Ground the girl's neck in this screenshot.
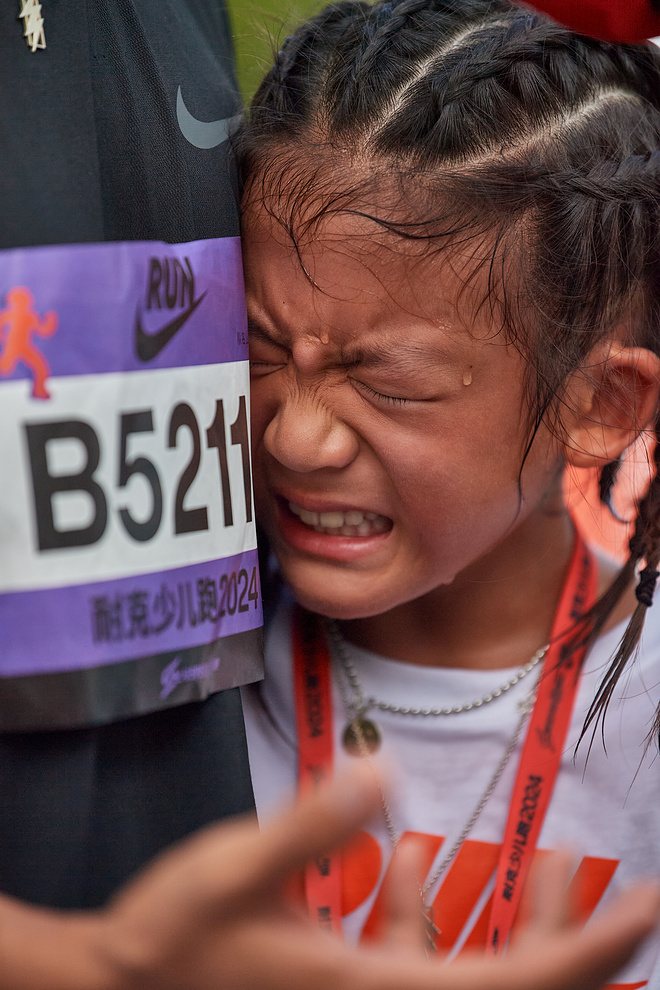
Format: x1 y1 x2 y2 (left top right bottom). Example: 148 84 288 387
340 504 630 671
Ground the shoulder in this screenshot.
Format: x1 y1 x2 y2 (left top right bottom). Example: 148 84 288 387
241 587 299 818
243 582 297 734
579 597 660 753
587 595 660 677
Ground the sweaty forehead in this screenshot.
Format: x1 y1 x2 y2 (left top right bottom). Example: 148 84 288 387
242 199 498 350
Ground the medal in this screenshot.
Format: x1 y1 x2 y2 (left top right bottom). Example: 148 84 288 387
342 717 381 755
19 0 46 52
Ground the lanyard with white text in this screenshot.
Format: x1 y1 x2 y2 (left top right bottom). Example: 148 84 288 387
293 532 597 947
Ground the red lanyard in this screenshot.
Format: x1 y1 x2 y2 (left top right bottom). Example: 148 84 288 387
292 606 344 935
293 532 597 952
486 533 596 953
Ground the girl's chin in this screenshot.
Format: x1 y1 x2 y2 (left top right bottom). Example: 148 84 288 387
284 584 392 621
275 554 418 621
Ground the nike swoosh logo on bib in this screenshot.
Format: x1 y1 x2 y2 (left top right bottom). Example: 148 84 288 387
176 87 231 149
134 291 207 361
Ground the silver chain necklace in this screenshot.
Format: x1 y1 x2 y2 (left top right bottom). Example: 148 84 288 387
326 618 547 721
324 618 545 948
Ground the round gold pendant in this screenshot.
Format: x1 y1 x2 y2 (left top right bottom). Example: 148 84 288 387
342 718 381 756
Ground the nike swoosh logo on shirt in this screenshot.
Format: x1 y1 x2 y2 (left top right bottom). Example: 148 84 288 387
176 87 231 149
134 291 206 361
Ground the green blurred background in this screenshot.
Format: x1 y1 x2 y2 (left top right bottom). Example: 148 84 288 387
228 0 323 100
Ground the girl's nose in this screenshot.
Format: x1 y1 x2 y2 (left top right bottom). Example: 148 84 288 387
263 394 359 473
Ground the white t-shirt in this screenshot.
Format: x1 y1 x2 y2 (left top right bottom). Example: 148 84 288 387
242 589 660 987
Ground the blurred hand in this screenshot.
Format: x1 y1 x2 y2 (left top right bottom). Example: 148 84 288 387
101 763 658 990
1 763 655 990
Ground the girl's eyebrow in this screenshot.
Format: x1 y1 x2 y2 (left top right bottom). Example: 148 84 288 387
248 318 456 372
344 339 455 372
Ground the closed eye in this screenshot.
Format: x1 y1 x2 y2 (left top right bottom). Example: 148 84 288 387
352 379 410 406
248 321 287 374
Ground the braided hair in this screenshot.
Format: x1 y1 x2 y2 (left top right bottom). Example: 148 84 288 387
236 0 660 741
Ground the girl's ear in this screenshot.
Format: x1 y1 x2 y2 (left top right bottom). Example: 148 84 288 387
562 343 660 467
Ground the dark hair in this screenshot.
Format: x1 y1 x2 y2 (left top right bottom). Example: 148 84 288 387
236 0 660 742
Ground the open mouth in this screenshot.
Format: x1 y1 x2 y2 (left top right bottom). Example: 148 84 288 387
287 499 392 537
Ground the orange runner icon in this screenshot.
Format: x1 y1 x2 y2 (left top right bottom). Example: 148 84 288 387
0 286 58 398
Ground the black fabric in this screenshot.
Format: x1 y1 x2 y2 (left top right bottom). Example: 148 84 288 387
0 0 255 908
0 0 240 247
0 692 255 909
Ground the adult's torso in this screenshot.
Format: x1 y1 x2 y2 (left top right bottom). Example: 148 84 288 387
0 0 256 909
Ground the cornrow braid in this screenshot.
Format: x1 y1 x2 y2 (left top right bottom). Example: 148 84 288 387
236 0 660 743
250 1 370 132
500 151 660 204
331 0 509 110
437 147 660 336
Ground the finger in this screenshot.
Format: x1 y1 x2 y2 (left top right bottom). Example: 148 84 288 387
515 848 576 936
546 881 660 990
111 873 660 990
463 880 660 990
381 839 428 954
360 881 660 990
243 763 385 892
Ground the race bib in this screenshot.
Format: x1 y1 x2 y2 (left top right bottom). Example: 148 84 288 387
0 237 263 730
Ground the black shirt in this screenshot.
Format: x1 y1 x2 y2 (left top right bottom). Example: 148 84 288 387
0 0 255 909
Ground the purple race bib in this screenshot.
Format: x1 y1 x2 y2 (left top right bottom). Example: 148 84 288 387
0 237 263 730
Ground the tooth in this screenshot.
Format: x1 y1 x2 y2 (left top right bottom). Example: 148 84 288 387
299 508 319 525
344 510 364 526
373 516 389 532
288 501 302 516
319 511 344 528
365 512 378 521
340 525 354 536
357 521 371 536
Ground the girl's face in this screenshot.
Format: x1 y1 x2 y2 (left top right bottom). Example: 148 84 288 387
243 203 567 619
